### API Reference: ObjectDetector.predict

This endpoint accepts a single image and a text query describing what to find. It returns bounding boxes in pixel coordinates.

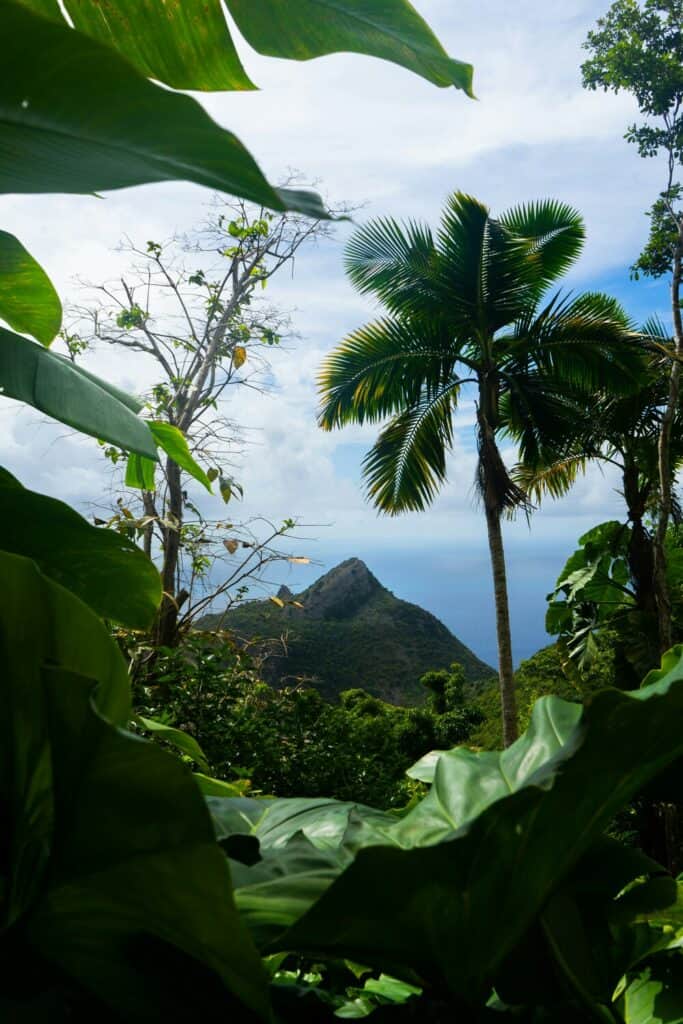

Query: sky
[0,0,675,667]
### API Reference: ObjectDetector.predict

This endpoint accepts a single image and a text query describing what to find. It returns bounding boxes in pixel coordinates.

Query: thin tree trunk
[484,502,518,747]
[653,224,683,654]
[142,489,157,560]
[153,458,183,647]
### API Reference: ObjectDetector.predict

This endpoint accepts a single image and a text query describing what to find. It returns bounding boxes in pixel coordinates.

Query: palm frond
[362,382,459,513]
[499,199,585,292]
[344,217,439,318]
[435,192,534,334]
[506,291,642,394]
[318,317,461,430]
[512,454,590,503]
[498,362,595,466]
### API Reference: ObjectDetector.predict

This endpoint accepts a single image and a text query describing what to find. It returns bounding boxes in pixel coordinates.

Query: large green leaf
[209,796,395,947]
[0,230,61,345]
[391,695,582,846]
[226,0,474,94]
[0,552,130,926]
[276,666,683,1001]
[27,669,268,1021]
[0,552,269,1020]
[0,3,326,217]
[18,0,473,95]
[617,956,683,1024]
[209,795,392,852]
[0,326,157,458]
[0,468,161,628]
[61,0,256,92]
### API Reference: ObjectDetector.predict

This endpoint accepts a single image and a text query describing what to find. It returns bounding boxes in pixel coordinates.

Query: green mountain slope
[200,558,493,703]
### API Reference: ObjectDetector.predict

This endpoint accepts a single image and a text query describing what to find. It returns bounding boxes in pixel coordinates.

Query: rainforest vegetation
[1,0,683,1021]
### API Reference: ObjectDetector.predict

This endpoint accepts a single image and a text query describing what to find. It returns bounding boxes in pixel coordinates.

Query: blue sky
[0,0,675,667]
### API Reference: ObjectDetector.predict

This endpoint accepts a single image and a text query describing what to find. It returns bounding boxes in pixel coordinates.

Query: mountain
[200,558,494,704]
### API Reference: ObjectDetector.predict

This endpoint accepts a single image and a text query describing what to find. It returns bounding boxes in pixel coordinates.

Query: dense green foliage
[470,639,618,750]
[204,558,492,702]
[130,632,483,807]
[546,521,683,681]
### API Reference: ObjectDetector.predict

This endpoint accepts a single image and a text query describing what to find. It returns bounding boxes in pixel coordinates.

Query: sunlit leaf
[149,421,212,493]
[226,0,474,94]
[0,230,61,344]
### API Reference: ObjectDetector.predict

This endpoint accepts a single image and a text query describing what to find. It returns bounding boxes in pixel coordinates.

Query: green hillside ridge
[199,558,494,703]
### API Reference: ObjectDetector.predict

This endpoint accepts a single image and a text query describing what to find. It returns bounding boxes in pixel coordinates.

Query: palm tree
[318,193,641,746]
[515,322,682,634]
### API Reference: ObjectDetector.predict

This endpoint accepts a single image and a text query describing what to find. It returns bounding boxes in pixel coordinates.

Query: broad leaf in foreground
[0,553,268,1020]
[0,468,161,628]
[0,327,157,457]
[275,667,683,1000]
[226,0,474,94]
[0,230,61,344]
[0,3,326,217]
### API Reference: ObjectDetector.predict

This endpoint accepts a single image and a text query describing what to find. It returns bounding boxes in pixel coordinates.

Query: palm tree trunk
[484,501,518,747]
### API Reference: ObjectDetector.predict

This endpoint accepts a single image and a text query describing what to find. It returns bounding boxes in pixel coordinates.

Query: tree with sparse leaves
[68,194,336,645]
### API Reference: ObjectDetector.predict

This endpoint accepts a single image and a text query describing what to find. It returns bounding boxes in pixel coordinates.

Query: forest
[1,0,682,1020]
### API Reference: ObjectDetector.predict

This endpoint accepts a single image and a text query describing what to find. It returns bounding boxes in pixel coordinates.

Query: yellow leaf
[207,467,219,482]
[287,556,311,564]
[269,595,285,608]
[223,539,239,555]
[292,601,305,609]
[232,345,247,369]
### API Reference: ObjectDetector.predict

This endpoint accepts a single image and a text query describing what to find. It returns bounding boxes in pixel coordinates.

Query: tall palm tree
[515,323,682,631]
[318,193,641,746]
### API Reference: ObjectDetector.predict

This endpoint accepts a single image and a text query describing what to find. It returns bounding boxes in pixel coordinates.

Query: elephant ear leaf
[0,230,61,345]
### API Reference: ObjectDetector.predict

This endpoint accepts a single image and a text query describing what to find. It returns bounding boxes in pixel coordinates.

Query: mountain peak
[301,558,382,620]
[200,557,494,703]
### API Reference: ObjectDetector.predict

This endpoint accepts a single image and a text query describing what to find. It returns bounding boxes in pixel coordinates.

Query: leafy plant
[0,2,481,1016]
[547,520,683,679]
[129,630,481,808]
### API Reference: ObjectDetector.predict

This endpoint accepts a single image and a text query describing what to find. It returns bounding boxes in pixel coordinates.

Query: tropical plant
[0,2,477,1016]
[515,326,682,629]
[582,0,683,653]
[546,520,683,680]
[318,192,642,745]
